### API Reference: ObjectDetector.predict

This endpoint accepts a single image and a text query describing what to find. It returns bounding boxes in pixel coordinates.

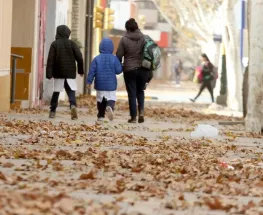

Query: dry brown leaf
[55,198,74,214]
[52,162,64,171]
[240,201,256,213]
[0,171,7,181]
[79,171,96,180]
[2,162,14,168]
[203,197,234,212]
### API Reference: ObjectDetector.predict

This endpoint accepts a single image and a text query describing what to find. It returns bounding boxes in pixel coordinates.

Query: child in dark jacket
[46,25,84,120]
[87,38,122,122]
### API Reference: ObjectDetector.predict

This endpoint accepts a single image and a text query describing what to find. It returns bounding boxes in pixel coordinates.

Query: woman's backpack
[142,35,161,71]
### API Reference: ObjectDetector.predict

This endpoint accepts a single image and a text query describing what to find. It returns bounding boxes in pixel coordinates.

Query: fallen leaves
[203,196,235,212]
[54,198,74,214]
[0,105,262,214]
[2,162,14,168]
[0,191,89,214]
[52,162,64,171]
[79,171,96,180]
[165,194,189,210]
[0,171,7,181]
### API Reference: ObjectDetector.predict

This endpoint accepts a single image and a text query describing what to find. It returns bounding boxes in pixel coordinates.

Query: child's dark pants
[97,97,115,118]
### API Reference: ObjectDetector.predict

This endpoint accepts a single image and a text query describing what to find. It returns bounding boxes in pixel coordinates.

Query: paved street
[0,96,261,215]
[91,81,213,104]
[2,0,263,213]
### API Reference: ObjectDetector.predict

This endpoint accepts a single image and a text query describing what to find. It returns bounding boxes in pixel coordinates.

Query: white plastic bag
[191,124,219,138]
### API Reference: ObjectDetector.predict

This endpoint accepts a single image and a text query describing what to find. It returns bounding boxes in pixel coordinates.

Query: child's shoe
[71,105,78,120]
[96,118,105,125]
[106,106,114,121]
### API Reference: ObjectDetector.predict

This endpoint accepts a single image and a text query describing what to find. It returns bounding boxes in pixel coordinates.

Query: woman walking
[190,54,214,103]
[116,18,149,123]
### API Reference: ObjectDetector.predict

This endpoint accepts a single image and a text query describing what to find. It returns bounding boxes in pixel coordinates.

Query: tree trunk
[245,0,263,132]
[243,65,249,118]
[222,0,243,111]
[243,0,251,118]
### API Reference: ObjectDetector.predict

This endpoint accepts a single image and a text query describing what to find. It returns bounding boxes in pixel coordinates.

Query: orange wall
[11,47,32,100]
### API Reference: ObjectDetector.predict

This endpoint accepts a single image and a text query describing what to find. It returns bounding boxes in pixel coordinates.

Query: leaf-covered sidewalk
[0,99,262,215]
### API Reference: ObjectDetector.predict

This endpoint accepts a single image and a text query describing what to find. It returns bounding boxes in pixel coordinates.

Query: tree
[222,0,243,111]
[153,0,245,111]
[152,0,222,67]
[243,0,251,118]
[245,0,263,132]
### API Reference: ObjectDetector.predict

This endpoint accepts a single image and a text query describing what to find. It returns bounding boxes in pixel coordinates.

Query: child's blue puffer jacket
[87,38,122,91]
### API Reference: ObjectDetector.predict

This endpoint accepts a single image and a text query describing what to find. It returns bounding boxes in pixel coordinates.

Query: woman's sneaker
[138,111,144,123]
[106,106,114,121]
[49,111,56,119]
[71,106,78,120]
[128,117,136,123]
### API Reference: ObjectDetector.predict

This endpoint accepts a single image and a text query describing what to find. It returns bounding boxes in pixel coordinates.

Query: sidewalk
[0,102,261,214]
[90,80,214,103]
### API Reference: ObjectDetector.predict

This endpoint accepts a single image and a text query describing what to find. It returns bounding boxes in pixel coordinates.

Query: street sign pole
[83,0,94,95]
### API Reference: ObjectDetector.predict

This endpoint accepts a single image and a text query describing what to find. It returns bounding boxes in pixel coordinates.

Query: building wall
[12,0,35,48]
[0,0,13,111]
[138,9,158,28]
[11,0,39,108]
[43,0,57,102]
[71,0,80,39]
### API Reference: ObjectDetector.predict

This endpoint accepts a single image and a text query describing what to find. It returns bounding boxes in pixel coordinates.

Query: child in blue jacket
[87,38,122,122]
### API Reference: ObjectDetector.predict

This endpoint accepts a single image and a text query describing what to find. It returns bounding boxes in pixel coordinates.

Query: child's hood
[99,38,114,54]
[56,25,71,39]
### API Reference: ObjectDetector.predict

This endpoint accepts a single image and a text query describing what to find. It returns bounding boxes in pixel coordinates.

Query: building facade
[0,0,13,111]
[10,0,46,108]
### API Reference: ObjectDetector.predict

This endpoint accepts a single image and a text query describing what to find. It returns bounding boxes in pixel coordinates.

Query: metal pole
[83,0,90,95]
[83,0,94,95]
[88,0,94,95]
[11,58,17,104]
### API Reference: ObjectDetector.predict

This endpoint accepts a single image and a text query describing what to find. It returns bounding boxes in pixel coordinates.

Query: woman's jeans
[195,80,214,102]
[124,68,150,118]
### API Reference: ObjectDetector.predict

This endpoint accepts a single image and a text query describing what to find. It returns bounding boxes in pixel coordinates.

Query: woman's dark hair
[125,18,139,32]
[201,53,210,62]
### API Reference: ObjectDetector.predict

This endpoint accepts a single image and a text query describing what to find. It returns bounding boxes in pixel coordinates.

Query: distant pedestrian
[116,18,149,123]
[46,25,84,120]
[190,54,214,103]
[175,59,182,87]
[87,38,122,122]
